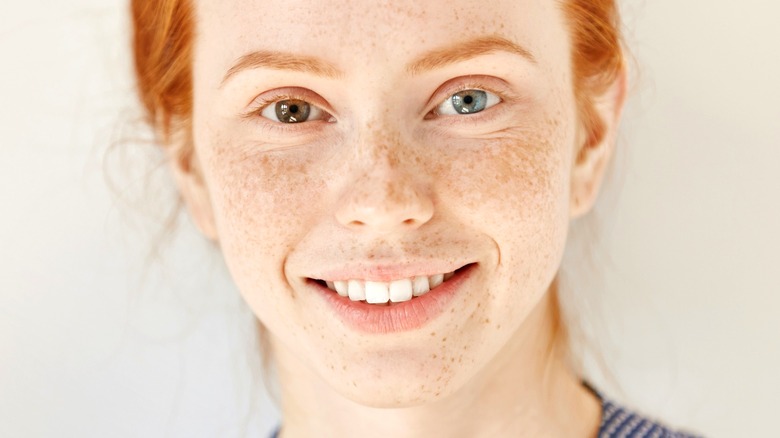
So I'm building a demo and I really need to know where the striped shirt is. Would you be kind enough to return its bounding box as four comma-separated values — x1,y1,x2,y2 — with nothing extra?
595,394,701,437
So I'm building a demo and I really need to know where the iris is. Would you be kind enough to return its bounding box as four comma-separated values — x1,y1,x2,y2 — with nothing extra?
275,99,311,123
451,90,488,114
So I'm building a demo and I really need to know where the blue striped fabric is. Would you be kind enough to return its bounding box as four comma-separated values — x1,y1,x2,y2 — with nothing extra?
597,398,701,438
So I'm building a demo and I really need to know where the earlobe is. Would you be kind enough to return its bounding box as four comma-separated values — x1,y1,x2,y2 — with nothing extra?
167,139,219,241
569,67,628,218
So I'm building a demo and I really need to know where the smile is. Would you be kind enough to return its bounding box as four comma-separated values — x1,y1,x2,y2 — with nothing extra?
307,263,475,333
318,271,456,305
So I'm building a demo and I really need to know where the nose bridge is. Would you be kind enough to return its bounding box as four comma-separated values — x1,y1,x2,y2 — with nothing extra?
354,115,404,168
334,120,434,235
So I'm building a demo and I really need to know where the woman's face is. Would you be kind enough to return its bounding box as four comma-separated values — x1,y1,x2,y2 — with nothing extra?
184,0,611,406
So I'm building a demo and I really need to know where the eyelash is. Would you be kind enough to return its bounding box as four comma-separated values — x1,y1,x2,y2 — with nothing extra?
425,81,507,121
242,88,334,134
244,78,511,131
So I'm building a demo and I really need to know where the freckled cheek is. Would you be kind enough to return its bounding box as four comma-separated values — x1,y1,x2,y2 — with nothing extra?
439,135,571,295
203,144,329,288
443,138,569,230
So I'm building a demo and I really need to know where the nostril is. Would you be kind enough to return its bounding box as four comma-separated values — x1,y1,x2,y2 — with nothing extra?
402,219,416,226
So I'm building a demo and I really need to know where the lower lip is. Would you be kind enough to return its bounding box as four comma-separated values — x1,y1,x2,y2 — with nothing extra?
311,265,475,334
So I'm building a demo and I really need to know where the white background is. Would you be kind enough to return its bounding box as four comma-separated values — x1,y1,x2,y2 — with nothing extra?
1,1,778,437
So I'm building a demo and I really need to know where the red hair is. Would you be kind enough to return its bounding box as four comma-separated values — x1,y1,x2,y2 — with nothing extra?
132,0,623,155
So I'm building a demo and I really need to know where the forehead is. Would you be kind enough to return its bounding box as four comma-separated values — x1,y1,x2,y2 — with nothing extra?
193,0,570,78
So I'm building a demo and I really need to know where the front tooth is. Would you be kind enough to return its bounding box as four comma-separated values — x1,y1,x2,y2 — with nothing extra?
443,271,454,281
334,281,348,297
429,273,444,289
412,276,430,297
347,280,365,301
365,281,390,304
326,281,335,290
389,279,413,303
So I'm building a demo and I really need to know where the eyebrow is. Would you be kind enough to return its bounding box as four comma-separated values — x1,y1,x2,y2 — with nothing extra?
220,35,535,86
406,36,536,75
221,51,344,86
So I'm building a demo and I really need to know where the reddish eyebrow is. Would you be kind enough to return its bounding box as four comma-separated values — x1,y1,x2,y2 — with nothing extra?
221,51,344,86
220,35,535,86
406,36,536,75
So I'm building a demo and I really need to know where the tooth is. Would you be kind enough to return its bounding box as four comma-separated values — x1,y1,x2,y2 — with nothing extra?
347,280,365,301
326,281,335,290
429,273,444,289
365,281,390,304
334,281,349,297
412,276,430,297
389,279,413,303
443,271,454,281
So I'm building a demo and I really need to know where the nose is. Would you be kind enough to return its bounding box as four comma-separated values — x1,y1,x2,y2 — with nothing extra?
334,162,434,235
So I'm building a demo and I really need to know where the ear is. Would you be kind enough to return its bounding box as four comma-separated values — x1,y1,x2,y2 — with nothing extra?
167,135,219,241
569,67,628,218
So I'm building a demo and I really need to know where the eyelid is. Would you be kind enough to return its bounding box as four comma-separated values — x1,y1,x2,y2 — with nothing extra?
242,87,335,121
424,75,516,118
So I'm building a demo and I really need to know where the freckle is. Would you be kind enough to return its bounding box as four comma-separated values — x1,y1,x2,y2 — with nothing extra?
496,324,501,329
431,354,437,359
441,337,447,342
430,332,436,336
484,318,491,324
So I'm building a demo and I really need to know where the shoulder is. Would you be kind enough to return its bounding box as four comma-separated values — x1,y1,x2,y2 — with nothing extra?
597,395,703,438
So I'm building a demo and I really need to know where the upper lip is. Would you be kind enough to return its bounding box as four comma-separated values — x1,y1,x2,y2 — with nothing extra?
308,261,474,282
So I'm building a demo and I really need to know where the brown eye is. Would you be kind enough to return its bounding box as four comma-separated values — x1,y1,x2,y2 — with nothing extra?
274,99,310,123
260,97,329,124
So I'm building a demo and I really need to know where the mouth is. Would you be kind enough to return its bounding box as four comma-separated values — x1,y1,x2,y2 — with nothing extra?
306,263,476,333
310,264,470,306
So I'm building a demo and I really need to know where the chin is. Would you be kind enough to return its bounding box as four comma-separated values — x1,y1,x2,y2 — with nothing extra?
320,351,472,409
336,379,454,409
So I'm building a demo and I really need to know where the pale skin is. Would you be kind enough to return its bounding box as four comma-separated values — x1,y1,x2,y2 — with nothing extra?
172,0,626,436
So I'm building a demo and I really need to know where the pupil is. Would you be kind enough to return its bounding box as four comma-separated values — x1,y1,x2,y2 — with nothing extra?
289,104,299,114
463,95,474,105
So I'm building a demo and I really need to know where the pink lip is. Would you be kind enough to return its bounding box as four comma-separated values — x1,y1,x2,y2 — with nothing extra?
310,263,476,334
311,261,470,282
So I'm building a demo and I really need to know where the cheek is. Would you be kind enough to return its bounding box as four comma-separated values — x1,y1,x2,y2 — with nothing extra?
211,152,319,248
445,119,571,228
199,133,328,318
440,116,573,308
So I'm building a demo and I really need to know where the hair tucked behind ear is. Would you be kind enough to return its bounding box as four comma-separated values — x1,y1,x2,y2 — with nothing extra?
131,0,195,170
562,0,624,152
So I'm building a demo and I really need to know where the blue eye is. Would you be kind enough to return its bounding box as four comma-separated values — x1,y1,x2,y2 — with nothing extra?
436,89,500,115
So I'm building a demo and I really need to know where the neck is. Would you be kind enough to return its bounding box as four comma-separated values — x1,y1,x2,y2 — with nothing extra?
271,284,601,438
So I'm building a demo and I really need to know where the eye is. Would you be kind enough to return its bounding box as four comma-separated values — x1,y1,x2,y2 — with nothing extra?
435,89,501,116
259,98,330,123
